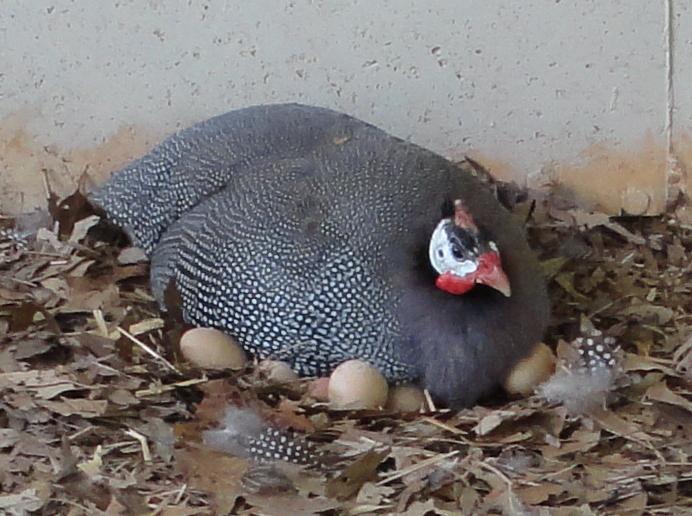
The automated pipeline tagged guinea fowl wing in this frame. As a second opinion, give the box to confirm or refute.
[155,153,413,380]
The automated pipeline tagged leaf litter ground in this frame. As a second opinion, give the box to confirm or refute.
[0,167,690,515]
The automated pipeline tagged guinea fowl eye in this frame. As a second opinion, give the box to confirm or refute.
[451,245,464,259]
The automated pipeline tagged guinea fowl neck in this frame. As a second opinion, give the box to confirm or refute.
[393,237,546,408]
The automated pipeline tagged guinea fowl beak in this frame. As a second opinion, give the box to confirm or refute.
[476,252,512,297]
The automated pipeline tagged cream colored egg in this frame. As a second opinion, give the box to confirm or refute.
[386,384,426,412]
[180,328,247,370]
[328,359,388,409]
[503,342,556,395]
[258,360,299,383]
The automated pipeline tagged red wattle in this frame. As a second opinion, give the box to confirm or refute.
[435,272,475,295]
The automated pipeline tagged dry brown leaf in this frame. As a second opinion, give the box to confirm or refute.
[0,488,46,513]
[61,282,120,312]
[175,445,248,514]
[0,429,20,448]
[399,497,460,516]
[36,398,108,418]
[589,407,652,442]
[645,381,692,412]
[621,302,674,325]
[609,491,648,515]
[117,246,148,264]
[68,215,100,243]
[541,429,601,459]
[623,352,678,375]
[326,448,390,500]
[243,490,341,516]
[516,482,565,505]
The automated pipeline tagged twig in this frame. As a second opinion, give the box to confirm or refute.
[0,275,38,287]
[117,326,181,374]
[173,483,188,505]
[478,460,514,489]
[376,450,459,485]
[93,309,110,338]
[124,428,152,463]
[67,425,95,442]
[420,416,466,436]
[135,376,208,397]
[423,389,437,412]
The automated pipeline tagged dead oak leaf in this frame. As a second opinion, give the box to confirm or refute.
[623,352,678,376]
[541,429,601,459]
[61,281,120,313]
[0,369,81,400]
[36,398,108,418]
[0,429,20,448]
[175,445,247,515]
[243,491,341,516]
[516,482,565,505]
[588,407,652,442]
[0,488,46,513]
[117,246,148,265]
[645,381,692,412]
[473,407,537,437]
[13,338,56,360]
[355,481,396,506]
[269,398,316,433]
[399,498,460,516]
[326,448,390,500]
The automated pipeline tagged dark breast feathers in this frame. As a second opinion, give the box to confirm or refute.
[91,103,549,407]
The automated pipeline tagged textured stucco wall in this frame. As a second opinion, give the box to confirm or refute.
[0,0,689,214]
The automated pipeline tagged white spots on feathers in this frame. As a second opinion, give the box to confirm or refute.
[203,407,319,465]
[572,331,619,374]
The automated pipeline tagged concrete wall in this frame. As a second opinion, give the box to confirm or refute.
[1,0,689,215]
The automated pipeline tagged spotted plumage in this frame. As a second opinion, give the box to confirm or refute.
[248,427,319,466]
[571,329,620,375]
[202,407,321,466]
[91,103,549,407]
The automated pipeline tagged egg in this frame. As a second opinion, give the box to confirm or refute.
[503,342,556,395]
[180,327,247,370]
[328,359,388,409]
[257,360,299,383]
[386,384,426,412]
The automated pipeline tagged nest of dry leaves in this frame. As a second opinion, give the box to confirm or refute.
[0,176,690,515]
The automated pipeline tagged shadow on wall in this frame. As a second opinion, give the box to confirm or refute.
[0,111,688,216]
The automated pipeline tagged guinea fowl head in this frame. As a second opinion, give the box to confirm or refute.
[428,199,511,297]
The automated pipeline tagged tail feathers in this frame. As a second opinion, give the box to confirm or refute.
[150,204,210,306]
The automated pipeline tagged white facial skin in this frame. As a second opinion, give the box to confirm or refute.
[428,220,478,277]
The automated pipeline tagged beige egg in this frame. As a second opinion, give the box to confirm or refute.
[258,360,299,383]
[328,359,388,409]
[503,342,556,395]
[386,384,426,412]
[180,328,247,370]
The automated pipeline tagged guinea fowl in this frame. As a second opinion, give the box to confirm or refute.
[91,103,550,408]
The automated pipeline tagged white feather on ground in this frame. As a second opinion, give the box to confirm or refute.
[537,366,617,414]
[202,407,266,458]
